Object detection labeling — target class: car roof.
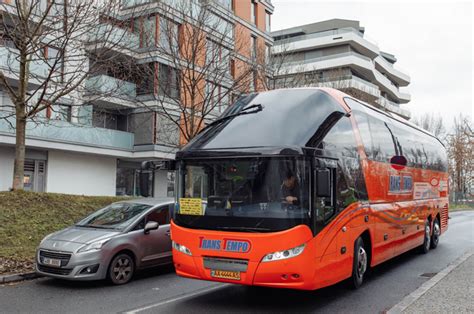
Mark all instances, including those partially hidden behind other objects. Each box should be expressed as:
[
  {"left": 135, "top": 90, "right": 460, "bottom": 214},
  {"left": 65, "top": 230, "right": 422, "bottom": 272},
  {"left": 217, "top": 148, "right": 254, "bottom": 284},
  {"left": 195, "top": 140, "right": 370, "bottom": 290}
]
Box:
[{"left": 117, "top": 197, "right": 174, "bottom": 206}]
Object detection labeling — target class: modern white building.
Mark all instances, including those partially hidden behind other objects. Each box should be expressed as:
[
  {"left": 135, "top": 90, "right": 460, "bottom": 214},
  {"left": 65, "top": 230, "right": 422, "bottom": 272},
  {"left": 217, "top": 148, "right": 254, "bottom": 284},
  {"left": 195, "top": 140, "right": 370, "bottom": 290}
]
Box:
[
  {"left": 0, "top": 0, "right": 274, "bottom": 196},
  {"left": 272, "top": 19, "right": 411, "bottom": 119}
]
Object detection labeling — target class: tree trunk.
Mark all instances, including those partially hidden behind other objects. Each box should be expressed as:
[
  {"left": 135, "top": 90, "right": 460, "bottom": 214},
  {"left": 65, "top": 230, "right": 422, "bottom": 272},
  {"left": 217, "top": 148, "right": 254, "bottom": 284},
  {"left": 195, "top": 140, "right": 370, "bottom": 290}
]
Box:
[{"left": 12, "top": 114, "right": 27, "bottom": 191}]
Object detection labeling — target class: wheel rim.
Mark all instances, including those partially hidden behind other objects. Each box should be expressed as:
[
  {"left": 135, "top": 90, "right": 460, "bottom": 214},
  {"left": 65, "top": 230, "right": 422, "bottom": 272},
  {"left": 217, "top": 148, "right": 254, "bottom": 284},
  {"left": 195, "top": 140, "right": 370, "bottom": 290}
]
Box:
[
  {"left": 425, "top": 224, "right": 431, "bottom": 250},
  {"left": 433, "top": 221, "right": 440, "bottom": 244},
  {"left": 113, "top": 257, "right": 132, "bottom": 283},
  {"left": 357, "top": 246, "right": 367, "bottom": 279}
]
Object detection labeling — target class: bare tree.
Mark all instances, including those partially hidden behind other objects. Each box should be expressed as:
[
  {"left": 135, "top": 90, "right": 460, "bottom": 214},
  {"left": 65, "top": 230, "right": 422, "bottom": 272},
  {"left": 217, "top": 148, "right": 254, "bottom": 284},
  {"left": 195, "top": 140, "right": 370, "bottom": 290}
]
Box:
[
  {"left": 412, "top": 113, "right": 446, "bottom": 138},
  {"left": 115, "top": 1, "right": 257, "bottom": 145},
  {"left": 0, "top": 0, "right": 129, "bottom": 190},
  {"left": 446, "top": 114, "right": 474, "bottom": 204}
]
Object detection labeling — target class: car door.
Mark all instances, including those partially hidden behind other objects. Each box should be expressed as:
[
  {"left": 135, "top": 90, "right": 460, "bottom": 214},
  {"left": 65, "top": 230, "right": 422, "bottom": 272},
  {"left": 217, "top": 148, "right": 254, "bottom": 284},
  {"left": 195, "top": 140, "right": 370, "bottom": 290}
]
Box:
[{"left": 138, "top": 205, "right": 172, "bottom": 268}]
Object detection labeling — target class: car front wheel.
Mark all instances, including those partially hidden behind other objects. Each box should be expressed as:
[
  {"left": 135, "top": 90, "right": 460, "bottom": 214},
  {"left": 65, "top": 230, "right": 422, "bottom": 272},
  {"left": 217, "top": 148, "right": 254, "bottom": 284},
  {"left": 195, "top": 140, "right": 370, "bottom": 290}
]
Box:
[{"left": 108, "top": 253, "right": 135, "bottom": 285}]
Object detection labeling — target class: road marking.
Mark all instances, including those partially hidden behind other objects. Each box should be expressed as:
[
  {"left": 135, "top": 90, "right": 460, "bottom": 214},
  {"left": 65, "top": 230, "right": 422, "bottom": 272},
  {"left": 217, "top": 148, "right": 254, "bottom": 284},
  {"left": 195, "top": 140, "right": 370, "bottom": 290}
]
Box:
[
  {"left": 123, "top": 284, "right": 229, "bottom": 314},
  {"left": 387, "top": 250, "right": 473, "bottom": 314}
]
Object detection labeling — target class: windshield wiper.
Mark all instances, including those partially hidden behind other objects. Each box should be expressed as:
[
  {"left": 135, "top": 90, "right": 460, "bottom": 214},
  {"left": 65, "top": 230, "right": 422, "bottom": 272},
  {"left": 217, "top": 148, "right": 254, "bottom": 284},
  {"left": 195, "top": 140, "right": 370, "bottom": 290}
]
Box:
[{"left": 199, "top": 104, "right": 264, "bottom": 134}]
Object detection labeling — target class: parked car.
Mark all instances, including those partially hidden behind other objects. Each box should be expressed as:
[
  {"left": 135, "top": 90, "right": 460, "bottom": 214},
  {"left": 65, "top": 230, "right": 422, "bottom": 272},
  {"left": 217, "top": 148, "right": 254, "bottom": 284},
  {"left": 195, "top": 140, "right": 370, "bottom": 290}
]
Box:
[{"left": 36, "top": 197, "right": 174, "bottom": 285}]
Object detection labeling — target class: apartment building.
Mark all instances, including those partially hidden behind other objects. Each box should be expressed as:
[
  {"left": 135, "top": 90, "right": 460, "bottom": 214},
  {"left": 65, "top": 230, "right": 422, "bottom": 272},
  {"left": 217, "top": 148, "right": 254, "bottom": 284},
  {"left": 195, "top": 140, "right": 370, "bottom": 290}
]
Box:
[
  {"left": 0, "top": 0, "right": 274, "bottom": 196},
  {"left": 272, "top": 19, "right": 411, "bottom": 119}
]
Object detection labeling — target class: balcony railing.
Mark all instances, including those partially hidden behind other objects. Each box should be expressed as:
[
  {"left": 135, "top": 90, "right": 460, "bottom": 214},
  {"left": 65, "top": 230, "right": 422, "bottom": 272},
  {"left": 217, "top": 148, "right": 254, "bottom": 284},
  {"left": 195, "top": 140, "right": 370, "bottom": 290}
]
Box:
[
  {"left": 85, "top": 75, "right": 137, "bottom": 98},
  {"left": 87, "top": 24, "right": 139, "bottom": 51},
  {"left": 0, "top": 117, "right": 134, "bottom": 150},
  {"left": 274, "top": 27, "right": 363, "bottom": 46},
  {"left": 377, "top": 98, "right": 411, "bottom": 119},
  {"left": 0, "top": 46, "right": 49, "bottom": 79}
]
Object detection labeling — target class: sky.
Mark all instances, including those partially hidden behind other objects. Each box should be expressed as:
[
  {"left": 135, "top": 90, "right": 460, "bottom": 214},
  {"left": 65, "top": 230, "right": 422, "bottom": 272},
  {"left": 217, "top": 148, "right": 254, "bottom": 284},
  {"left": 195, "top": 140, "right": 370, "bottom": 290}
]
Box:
[{"left": 270, "top": 0, "right": 473, "bottom": 130}]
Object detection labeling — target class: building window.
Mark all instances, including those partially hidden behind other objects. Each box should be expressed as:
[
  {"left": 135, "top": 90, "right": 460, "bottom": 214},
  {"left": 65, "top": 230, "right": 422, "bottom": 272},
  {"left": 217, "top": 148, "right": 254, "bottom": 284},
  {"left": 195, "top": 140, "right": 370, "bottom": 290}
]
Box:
[
  {"left": 206, "top": 81, "right": 229, "bottom": 113},
  {"left": 250, "top": 35, "right": 257, "bottom": 59},
  {"left": 156, "top": 114, "right": 179, "bottom": 146},
  {"left": 251, "top": 0, "right": 257, "bottom": 25},
  {"left": 206, "top": 39, "right": 230, "bottom": 75},
  {"left": 58, "top": 105, "right": 72, "bottom": 122},
  {"left": 116, "top": 162, "right": 153, "bottom": 197},
  {"left": 265, "top": 10, "right": 271, "bottom": 32},
  {"left": 265, "top": 44, "right": 271, "bottom": 64},
  {"left": 142, "top": 15, "right": 156, "bottom": 48},
  {"left": 159, "top": 17, "right": 179, "bottom": 54},
  {"left": 45, "top": 46, "right": 64, "bottom": 82},
  {"left": 158, "top": 63, "right": 180, "bottom": 99},
  {"left": 136, "top": 63, "right": 155, "bottom": 96}
]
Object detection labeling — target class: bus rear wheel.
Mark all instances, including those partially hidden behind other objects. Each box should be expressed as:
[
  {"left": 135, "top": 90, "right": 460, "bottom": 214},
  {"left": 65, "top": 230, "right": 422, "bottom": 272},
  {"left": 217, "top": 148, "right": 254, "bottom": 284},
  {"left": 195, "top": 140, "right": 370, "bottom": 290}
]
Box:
[
  {"left": 351, "top": 237, "right": 367, "bottom": 289},
  {"left": 420, "top": 220, "right": 431, "bottom": 254},
  {"left": 430, "top": 217, "right": 440, "bottom": 249}
]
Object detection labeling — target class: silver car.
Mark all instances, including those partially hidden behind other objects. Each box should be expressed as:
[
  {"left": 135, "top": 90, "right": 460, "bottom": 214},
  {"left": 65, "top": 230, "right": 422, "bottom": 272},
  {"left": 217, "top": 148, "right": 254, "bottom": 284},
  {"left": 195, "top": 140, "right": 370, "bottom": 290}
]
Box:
[{"left": 36, "top": 197, "right": 174, "bottom": 285}]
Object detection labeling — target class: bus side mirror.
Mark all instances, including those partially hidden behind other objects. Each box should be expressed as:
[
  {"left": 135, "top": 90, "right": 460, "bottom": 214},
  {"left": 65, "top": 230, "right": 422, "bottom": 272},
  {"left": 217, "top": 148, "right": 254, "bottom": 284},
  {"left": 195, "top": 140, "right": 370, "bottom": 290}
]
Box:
[{"left": 316, "top": 169, "right": 331, "bottom": 197}]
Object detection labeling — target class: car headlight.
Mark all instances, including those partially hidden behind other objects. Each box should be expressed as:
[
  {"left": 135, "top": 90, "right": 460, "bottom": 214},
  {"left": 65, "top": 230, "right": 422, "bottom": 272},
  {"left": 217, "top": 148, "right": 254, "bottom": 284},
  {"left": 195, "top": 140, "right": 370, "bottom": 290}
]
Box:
[
  {"left": 262, "top": 244, "right": 306, "bottom": 262},
  {"left": 172, "top": 241, "right": 192, "bottom": 256},
  {"left": 78, "top": 239, "right": 109, "bottom": 253}
]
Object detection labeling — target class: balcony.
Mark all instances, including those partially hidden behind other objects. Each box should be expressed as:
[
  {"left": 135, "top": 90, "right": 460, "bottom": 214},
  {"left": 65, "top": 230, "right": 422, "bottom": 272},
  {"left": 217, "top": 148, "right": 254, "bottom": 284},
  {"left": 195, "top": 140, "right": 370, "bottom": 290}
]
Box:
[
  {"left": 315, "top": 75, "right": 381, "bottom": 99},
  {"left": 0, "top": 46, "right": 49, "bottom": 83},
  {"left": 87, "top": 24, "right": 139, "bottom": 52},
  {"left": 0, "top": 117, "right": 134, "bottom": 150},
  {"left": 377, "top": 98, "right": 411, "bottom": 119},
  {"left": 85, "top": 75, "right": 137, "bottom": 98}
]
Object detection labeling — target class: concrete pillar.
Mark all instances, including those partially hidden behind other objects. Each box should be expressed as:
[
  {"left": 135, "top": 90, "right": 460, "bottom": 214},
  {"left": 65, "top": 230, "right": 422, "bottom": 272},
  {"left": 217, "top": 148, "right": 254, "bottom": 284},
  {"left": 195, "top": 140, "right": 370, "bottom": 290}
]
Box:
[{"left": 154, "top": 170, "right": 168, "bottom": 197}]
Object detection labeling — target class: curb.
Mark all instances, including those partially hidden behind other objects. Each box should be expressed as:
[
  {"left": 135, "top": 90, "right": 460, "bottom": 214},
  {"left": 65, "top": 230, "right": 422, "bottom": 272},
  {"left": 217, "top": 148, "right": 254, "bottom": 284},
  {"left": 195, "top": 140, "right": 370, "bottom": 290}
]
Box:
[
  {"left": 387, "top": 250, "right": 474, "bottom": 314},
  {"left": 0, "top": 271, "right": 41, "bottom": 284}
]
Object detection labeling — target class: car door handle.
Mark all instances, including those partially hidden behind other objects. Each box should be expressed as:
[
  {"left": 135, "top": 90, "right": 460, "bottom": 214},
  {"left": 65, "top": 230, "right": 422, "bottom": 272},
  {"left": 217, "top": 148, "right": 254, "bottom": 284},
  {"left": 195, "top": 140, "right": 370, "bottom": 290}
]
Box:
[{"left": 165, "top": 231, "right": 171, "bottom": 237}]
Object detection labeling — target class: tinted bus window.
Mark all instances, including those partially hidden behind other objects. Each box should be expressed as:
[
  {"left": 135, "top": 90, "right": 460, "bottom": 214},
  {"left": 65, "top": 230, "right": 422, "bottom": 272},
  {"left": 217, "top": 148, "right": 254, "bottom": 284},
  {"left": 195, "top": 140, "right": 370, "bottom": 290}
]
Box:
[
  {"left": 344, "top": 99, "right": 372, "bottom": 158},
  {"left": 321, "top": 116, "right": 358, "bottom": 158},
  {"left": 345, "top": 97, "right": 448, "bottom": 172}
]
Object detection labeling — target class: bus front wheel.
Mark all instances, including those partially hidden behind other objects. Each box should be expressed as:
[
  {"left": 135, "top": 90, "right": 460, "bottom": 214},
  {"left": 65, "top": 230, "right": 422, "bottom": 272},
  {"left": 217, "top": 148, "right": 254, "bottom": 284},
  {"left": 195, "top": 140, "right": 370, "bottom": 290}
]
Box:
[{"left": 351, "top": 237, "right": 367, "bottom": 289}]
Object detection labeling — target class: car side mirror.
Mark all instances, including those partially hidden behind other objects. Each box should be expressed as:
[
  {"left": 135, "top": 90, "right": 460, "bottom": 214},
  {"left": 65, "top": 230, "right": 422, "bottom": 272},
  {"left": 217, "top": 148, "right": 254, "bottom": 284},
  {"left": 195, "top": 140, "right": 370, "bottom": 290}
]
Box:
[
  {"left": 316, "top": 169, "right": 331, "bottom": 197},
  {"left": 144, "top": 221, "right": 159, "bottom": 234}
]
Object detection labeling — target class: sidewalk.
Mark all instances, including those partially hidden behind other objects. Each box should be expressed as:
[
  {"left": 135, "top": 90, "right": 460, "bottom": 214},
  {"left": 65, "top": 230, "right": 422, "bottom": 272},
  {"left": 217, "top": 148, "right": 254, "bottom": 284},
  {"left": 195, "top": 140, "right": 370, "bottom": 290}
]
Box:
[{"left": 389, "top": 251, "right": 474, "bottom": 313}]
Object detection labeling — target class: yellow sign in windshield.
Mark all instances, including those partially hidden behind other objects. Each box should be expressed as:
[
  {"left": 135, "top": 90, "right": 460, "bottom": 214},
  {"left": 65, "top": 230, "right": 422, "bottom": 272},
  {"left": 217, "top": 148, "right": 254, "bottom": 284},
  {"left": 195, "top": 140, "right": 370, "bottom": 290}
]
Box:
[{"left": 179, "top": 198, "right": 203, "bottom": 215}]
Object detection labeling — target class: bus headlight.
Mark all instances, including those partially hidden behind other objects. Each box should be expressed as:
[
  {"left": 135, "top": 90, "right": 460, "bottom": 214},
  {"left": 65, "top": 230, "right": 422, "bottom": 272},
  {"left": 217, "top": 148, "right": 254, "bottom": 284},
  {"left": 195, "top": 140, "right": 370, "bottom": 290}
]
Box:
[
  {"left": 262, "top": 244, "right": 305, "bottom": 262},
  {"left": 172, "top": 241, "right": 192, "bottom": 256}
]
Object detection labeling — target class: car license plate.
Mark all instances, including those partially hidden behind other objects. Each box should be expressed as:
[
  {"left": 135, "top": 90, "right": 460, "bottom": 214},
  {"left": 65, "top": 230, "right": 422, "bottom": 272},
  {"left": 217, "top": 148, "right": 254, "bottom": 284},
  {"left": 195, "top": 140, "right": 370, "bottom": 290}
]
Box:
[
  {"left": 43, "top": 257, "right": 61, "bottom": 267},
  {"left": 210, "top": 270, "right": 240, "bottom": 280}
]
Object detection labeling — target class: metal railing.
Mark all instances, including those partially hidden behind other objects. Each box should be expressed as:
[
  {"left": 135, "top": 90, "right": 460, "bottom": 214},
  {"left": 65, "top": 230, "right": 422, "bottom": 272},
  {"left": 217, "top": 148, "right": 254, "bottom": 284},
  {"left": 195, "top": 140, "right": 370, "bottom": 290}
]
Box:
[{"left": 0, "top": 116, "right": 134, "bottom": 150}]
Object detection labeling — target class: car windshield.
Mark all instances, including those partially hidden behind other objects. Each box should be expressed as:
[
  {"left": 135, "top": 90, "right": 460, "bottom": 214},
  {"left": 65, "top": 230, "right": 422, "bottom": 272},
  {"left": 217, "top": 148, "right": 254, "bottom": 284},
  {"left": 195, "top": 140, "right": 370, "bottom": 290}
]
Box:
[
  {"left": 174, "top": 157, "right": 310, "bottom": 232},
  {"left": 76, "top": 202, "right": 151, "bottom": 230}
]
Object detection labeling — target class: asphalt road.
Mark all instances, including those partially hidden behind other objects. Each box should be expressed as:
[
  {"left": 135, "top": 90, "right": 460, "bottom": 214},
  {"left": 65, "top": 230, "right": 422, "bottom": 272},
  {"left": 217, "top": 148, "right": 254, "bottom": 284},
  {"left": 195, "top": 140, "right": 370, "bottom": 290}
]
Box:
[{"left": 1, "top": 211, "right": 473, "bottom": 314}]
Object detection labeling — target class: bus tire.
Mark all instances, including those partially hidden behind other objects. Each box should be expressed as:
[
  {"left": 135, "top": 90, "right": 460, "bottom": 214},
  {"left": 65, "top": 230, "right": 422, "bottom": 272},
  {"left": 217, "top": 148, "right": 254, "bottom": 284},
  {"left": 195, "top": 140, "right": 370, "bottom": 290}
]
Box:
[
  {"left": 420, "top": 220, "right": 431, "bottom": 254},
  {"left": 351, "top": 237, "right": 368, "bottom": 289},
  {"left": 430, "top": 217, "right": 440, "bottom": 249}
]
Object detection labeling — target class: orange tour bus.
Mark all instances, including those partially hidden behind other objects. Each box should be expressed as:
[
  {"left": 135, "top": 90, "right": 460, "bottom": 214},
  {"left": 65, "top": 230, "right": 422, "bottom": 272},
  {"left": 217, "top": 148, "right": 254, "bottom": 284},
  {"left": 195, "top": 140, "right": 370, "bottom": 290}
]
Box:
[{"left": 169, "top": 88, "right": 449, "bottom": 290}]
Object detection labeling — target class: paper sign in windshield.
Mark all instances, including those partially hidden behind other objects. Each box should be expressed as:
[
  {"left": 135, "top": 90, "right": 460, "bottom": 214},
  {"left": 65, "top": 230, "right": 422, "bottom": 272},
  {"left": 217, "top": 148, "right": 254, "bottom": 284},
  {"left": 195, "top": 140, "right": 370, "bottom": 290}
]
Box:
[{"left": 179, "top": 198, "right": 203, "bottom": 215}]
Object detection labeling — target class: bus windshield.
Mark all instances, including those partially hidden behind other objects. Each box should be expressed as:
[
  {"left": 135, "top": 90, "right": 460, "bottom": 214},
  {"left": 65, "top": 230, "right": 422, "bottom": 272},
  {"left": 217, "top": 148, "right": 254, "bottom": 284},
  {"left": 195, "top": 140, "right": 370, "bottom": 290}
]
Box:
[{"left": 174, "top": 157, "right": 310, "bottom": 232}]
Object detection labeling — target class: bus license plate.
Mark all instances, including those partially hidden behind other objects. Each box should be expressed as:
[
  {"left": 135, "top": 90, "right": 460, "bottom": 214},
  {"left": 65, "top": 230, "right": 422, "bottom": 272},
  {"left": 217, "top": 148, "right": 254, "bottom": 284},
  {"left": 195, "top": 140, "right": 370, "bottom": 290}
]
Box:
[
  {"left": 43, "top": 257, "right": 61, "bottom": 267},
  {"left": 210, "top": 270, "right": 240, "bottom": 280}
]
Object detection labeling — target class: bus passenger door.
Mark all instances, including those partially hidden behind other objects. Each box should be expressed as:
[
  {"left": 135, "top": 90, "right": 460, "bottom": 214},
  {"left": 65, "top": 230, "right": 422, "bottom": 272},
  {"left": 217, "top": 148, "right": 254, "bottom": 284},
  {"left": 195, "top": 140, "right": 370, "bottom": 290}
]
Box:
[{"left": 313, "top": 158, "right": 352, "bottom": 280}]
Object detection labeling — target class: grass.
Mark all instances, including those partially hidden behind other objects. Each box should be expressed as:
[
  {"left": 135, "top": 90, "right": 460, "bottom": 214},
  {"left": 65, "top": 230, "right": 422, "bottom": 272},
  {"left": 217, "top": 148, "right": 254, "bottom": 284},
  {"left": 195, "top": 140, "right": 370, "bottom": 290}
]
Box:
[
  {"left": 449, "top": 204, "right": 474, "bottom": 212},
  {"left": 0, "top": 190, "right": 128, "bottom": 274}
]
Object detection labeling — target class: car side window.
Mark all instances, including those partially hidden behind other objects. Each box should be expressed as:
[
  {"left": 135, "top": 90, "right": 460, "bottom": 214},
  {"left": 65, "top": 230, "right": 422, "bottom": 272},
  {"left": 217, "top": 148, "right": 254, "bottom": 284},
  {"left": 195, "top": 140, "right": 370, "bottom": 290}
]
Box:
[
  {"left": 132, "top": 218, "right": 146, "bottom": 231},
  {"left": 146, "top": 205, "right": 170, "bottom": 225}
]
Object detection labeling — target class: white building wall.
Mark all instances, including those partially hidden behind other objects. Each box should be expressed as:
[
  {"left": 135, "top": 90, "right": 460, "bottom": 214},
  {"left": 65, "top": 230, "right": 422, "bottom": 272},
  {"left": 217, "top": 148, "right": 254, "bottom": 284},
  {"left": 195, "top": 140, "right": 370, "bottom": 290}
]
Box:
[
  {"left": 47, "top": 150, "right": 117, "bottom": 196},
  {"left": 0, "top": 147, "right": 15, "bottom": 191}
]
